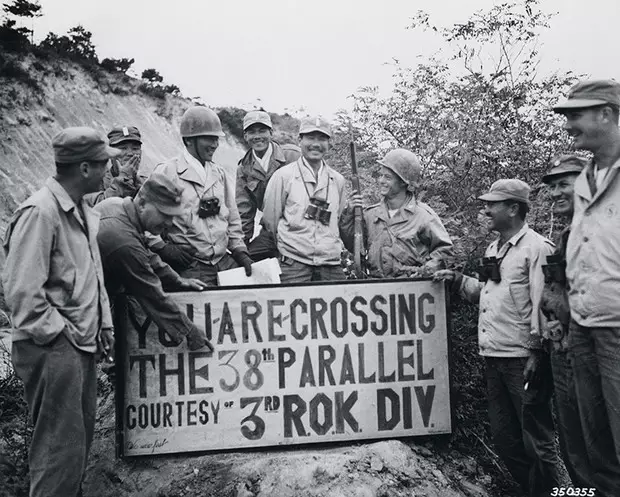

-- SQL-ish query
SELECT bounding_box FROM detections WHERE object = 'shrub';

[100,57,134,74]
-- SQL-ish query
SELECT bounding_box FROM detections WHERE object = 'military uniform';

[340,196,452,278]
[236,141,300,259]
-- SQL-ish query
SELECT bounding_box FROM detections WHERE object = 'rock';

[460,479,490,497]
[4,116,18,126]
[432,469,448,486]
[412,445,433,457]
[235,482,254,497]
[370,456,384,472]
[35,110,54,122]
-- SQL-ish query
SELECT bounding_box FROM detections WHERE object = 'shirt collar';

[183,148,207,184]
[301,156,325,180]
[46,177,78,213]
[491,223,529,255]
[252,143,273,170]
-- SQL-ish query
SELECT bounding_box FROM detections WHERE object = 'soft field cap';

[108,125,142,145]
[243,110,272,131]
[139,173,185,216]
[553,79,620,112]
[542,154,588,184]
[53,127,121,164]
[299,116,332,138]
[478,178,531,204]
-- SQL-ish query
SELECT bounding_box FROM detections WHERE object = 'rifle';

[349,142,365,278]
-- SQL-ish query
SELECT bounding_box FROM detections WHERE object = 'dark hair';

[55,160,107,177]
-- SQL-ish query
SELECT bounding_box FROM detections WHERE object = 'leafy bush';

[217,107,246,143]
[39,25,98,63]
[141,68,163,83]
[100,57,134,74]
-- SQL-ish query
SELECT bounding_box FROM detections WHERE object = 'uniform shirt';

[459,223,554,357]
[567,156,620,327]
[340,196,453,278]
[263,158,347,266]
[236,141,298,242]
[95,197,197,338]
[2,177,112,353]
[148,151,246,264]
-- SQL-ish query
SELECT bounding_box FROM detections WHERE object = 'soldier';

[236,110,301,261]
[2,127,117,497]
[340,149,453,278]
[149,106,252,285]
[95,173,213,353]
[434,179,559,496]
[552,79,620,495]
[83,125,143,206]
[539,154,608,491]
[262,116,347,283]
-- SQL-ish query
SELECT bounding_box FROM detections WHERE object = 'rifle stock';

[349,142,364,276]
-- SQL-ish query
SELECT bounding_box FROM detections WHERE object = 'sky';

[26,0,620,118]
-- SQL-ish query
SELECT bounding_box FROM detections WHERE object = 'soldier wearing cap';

[95,173,213,359]
[538,154,605,490]
[83,125,143,206]
[552,79,620,495]
[263,116,347,283]
[340,148,453,278]
[236,110,301,261]
[434,178,559,496]
[2,127,118,497]
[148,106,252,285]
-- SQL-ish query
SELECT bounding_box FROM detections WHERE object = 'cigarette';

[524,382,529,391]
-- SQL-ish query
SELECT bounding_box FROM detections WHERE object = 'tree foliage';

[39,25,98,62]
[141,68,163,83]
[100,57,134,74]
[349,0,574,266]
[0,0,42,50]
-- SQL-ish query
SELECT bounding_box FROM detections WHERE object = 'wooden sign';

[115,279,452,456]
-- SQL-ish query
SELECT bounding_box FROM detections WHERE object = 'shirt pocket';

[508,282,531,323]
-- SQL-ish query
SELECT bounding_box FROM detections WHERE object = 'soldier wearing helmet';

[236,110,301,261]
[262,116,348,283]
[341,148,453,278]
[148,106,252,285]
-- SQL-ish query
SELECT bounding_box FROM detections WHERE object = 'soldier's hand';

[432,269,463,292]
[232,249,253,276]
[159,243,197,269]
[348,191,364,210]
[99,326,115,363]
[178,277,209,291]
[187,325,214,352]
[523,350,544,389]
[118,154,141,178]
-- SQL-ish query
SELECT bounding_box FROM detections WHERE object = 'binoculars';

[478,256,502,283]
[542,254,566,285]
[198,196,220,219]
[304,197,332,226]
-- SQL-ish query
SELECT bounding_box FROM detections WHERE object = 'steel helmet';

[378,149,422,192]
[180,106,225,138]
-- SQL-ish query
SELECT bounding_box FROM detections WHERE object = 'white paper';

[217,257,281,286]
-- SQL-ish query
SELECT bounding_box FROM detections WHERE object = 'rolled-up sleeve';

[2,208,67,344]
[262,171,286,238]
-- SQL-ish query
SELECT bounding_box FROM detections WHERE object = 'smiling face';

[483,201,516,232]
[378,167,407,198]
[188,135,219,164]
[299,132,329,162]
[114,140,142,161]
[244,124,272,155]
[547,173,578,217]
[560,106,608,151]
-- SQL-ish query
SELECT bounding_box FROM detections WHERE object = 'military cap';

[542,154,588,184]
[139,173,184,216]
[107,125,142,146]
[478,178,530,204]
[553,79,620,112]
[243,110,272,131]
[53,127,121,164]
[299,115,332,138]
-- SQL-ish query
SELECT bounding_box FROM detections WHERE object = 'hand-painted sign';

[116,279,452,456]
